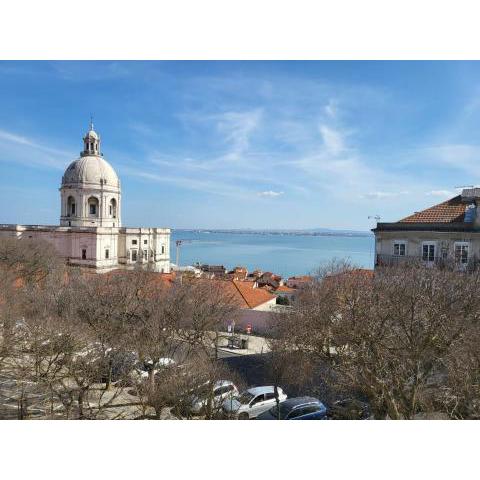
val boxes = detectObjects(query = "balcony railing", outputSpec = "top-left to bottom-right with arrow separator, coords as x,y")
375,254 -> 479,272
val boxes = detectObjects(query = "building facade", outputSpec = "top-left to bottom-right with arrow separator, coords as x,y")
373,188 -> 480,270
0,124 -> 171,273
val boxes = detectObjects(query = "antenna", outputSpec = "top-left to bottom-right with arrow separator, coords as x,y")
368,215 -> 381,222
89,114 -> 94,131
454,185 -> 474,189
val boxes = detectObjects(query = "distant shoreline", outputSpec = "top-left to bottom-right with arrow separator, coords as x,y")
173,228 -> 373,238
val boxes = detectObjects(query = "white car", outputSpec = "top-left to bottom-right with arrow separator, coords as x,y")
189,380 -> 239,415
130,357 -> 176,381
223,386 -> 287,419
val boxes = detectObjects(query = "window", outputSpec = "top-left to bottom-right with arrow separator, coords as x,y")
71,203 -> 76,215
144,239 -> 148,245
286,408 -> 305,419
265,392 -> 276,401
89,203 -> 96,215
393,240 -> 406,256
109,205 -> 112,215
131,250 -> 137,262
161,245 -> 165,254
81,249 -> 87,260
143,249 -> 148,259
132,239 -> 138,245
214,386 -> 234,396
105,249 -> 109,259
454,242 -> 469,265
251,395 -> 265,405
422,242 -> 436,262
287,405 -> 320,419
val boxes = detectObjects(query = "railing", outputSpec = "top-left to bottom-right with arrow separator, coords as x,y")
375,254 -> 479,272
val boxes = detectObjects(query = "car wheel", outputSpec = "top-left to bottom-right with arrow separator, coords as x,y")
238,412 -> 249,420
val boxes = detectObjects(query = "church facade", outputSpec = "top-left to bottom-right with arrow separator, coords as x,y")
0,124 -> 171,273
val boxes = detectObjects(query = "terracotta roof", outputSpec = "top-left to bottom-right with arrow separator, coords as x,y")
230,280 -> 276,309
275,285 -> 295,293
399,196 -> 466,224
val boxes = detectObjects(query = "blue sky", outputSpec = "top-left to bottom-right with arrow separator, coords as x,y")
2,61 -> 480,231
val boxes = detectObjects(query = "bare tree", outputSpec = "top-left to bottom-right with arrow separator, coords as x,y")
275,261 -> 480,419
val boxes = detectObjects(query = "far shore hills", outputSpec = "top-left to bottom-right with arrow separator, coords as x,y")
173,228 -> 373,238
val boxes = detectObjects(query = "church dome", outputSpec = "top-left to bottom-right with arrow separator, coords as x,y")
62,155 -> 120,188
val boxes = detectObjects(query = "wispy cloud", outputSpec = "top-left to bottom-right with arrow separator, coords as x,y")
425,189 -> 457,197
257,190 -> 284,197
318,124 -> 345,156
361,190 -> 410,199
0,128 -> 71,169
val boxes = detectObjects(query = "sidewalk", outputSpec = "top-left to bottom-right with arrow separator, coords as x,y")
217,334 -> 270,356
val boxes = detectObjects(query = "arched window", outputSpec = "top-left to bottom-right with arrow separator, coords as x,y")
67,196 -> 76,217
109,198 -> 117,218
88,196 -> 99,217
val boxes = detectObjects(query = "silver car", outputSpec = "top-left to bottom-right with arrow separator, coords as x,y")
223,386 -> 287,419
190,380 -> 239,415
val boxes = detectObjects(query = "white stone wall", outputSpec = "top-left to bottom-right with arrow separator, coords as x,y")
118,227 -> 171,273
0,225 -> 121,272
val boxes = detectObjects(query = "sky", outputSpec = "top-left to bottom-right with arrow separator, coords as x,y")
2,61 -> 480,231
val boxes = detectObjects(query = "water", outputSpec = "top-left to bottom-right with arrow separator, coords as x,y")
171,230 -> 374,277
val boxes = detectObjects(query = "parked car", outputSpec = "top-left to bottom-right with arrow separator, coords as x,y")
189,380 -> 239,415
257,396 -> 327,420
130,357 -> 176,382
327,398 -> 371,420
223,386 -> 287,419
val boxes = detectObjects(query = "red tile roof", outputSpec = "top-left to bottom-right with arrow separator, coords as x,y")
399,196 -> 466,223
275,285 -> 295,293
231,280 -> 276,309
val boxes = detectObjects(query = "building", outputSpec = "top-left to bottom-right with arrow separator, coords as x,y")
286,275 -> 312,288
0,123 -> 170,273
373,188 -> 480,269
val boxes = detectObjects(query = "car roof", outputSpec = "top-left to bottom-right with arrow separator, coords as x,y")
281,396 -> 323,409
247,386 -> 283,396
214,380 -> 235,388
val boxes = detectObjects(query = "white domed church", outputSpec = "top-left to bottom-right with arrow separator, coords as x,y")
0,124 -> 171,273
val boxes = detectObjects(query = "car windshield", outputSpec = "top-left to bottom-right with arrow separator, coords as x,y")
268,402 -> 291,419
237,391 -> 255,405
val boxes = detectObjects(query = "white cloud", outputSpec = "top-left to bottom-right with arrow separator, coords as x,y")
324,99 -> 338,119
425,189 -> 456,197
216,109 -> 262,161
257,190 -> 284,197
318,124 -> 345,156
0,128 -> 71,169
361,191 -> 410,199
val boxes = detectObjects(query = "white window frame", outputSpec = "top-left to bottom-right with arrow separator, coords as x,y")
422,241 -> 437,263
454,241 -> 470,265
392,240 -> 407,257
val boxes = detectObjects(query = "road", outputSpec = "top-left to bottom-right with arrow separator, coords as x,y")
218,352 -> 354,407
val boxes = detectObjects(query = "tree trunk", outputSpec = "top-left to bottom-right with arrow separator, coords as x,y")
105,359 -> 113,391
78,388 -> 86,419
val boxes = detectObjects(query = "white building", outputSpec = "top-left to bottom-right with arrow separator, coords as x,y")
0,124 -> 171,273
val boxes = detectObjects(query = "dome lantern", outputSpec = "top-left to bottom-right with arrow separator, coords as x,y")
82,119 -> 101,156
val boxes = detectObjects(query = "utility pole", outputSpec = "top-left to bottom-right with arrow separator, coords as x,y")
368,215 -> 381,266
175,240 -> 182,266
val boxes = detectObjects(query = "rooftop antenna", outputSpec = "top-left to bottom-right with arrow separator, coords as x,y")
368,215 -> 381,222
455,185 -> 474,189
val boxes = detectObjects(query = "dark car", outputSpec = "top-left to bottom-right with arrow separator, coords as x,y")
256,396 -> 327,420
